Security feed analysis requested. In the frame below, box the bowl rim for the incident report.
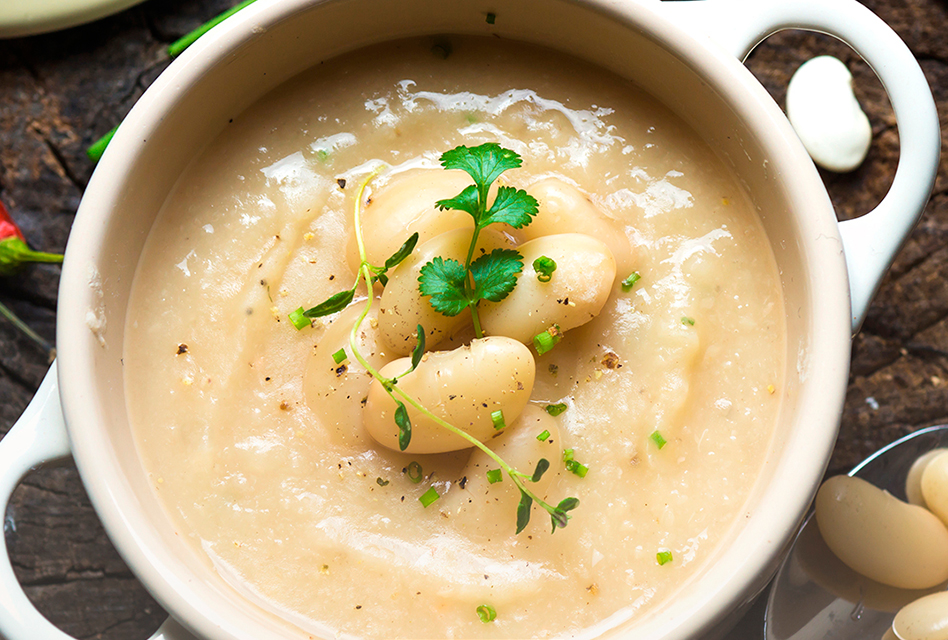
[57,0,851,638]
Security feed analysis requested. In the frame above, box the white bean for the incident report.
[794,512,941,613]
[906,448,948,508]
[480,233,616,344]
[786,56,872,173]
[346,169,481,273]
[524,177,634,272]
[893,591,948,640]
[815,475,948,589]
[378,228,515,355]
[364,336,535,454]
[304,300,394,446]
[921,451,948,527]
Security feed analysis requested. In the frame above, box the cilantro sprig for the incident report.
[418,143,539,337]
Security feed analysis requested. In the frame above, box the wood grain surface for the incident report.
[0,0,945,637]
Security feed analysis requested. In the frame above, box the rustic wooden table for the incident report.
[0,0,944,637]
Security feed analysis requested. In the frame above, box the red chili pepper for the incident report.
[0,199,63,276]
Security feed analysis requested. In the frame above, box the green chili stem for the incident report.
[0,300,54,357]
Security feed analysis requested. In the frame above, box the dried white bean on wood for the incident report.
[786,55,872,173]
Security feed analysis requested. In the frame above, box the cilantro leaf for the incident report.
[481,186,539,229]
[303,288,355,318]
[469,249,523,303]
[436,184,479,218]
[418,257,470,316]
[440,143,523,188]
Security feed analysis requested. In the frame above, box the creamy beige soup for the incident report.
[125,36,784,639]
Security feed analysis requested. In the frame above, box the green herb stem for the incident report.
[168,0,259,58]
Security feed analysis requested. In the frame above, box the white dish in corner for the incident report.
[0,0,146,39]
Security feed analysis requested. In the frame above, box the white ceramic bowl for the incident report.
[0,1,939,639]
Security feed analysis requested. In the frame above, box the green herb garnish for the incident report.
[682,316,695,326]
[332,348,347,364]
[531,459,550,482]
[418,143,538,337]
[477,604,497,623]
[621,271,640,292]
[657,550,673,565]
[537,429,551,441]
[288,306,310,330]
[545,403,567,417]
[486,469,503,484]
[292,151,578,536]
[168,0,260,58]
[563,449,589,477]
[650,430,667,449]
[419,487,440,507]
[533,255,556,282]
[406,461,423,484]
[491,409,506,430]
[533,324,562,355]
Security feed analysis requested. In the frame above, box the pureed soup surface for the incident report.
[125,36,785,639]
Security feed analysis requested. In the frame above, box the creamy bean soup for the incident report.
[125,36,785,638]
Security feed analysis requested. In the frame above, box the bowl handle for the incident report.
[661,0,940,332]
[0,362,198,640]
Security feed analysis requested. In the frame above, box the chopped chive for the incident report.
[86,125,118,163]
[566,460,589,478]
[376,477,389,487]
[406,461,423,484]
[563,449,588,477]
[332,348,347,364]
[533,256,556,282]
[682,316,695,326]
[485,12,496,24]
[288,306,310,330]
[419,486,440,507]
[486,469,503,484]
[621,271,641,292]
[650,430,667,449]
[657,550,673,565]
[536,429,551,441]
[168,0,259,58]
[477,604,497,623]
[533,324,562,355]
[491,409,506,430]
[545,403,567,417]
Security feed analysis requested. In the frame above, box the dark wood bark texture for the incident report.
[0,0,945,637]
